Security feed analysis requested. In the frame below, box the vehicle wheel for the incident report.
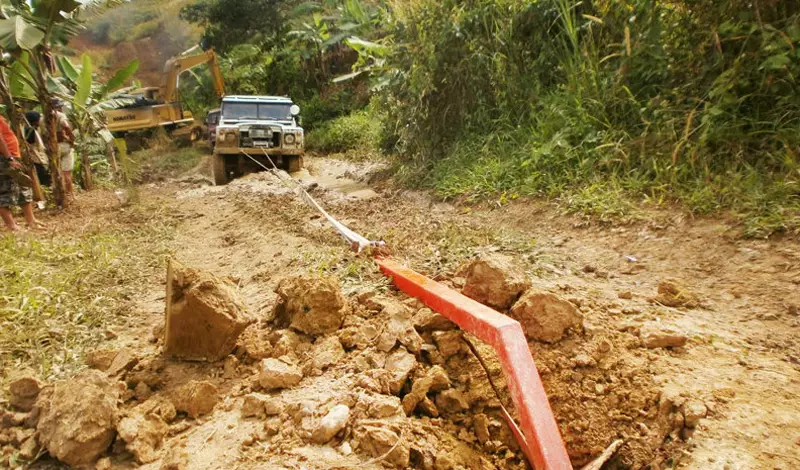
[287,155,304,173]
[212,153,229,185]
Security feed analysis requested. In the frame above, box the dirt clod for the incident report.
[641,324,688,349]
[510,290,583,343]
[8,375,40,412]
[18,433,40,460]
[459,255,531,309]
[432,331,463,358]
[311,404,350,444]
[85,349,118,371]
[164,260,255,362]
[354,425,409,468]
[385,348,417,395]
[171,381,219,418]
[652,280,700,308]
[311,336,346,372]
[241,393,268,419]
[682,400,708,428]
[274,275,346,336]
[106,348,139,377]
[117,411,169,463]
[36,370,119,467]
[413,308,457,332]
[259,358,303,390]
[435,389,470,414]
[160,446,189,470]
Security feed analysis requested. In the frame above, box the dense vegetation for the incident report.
[82,0,800,236]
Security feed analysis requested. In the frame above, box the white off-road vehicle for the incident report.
[212,95,305,185]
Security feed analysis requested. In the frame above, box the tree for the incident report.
[180,0,285,53]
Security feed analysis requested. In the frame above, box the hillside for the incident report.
[67,0,202,85]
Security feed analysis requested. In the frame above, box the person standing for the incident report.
[52,99,75,201]
[0,115,44,231]
[24,111,50,187]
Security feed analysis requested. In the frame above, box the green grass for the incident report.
[0,203,175,387]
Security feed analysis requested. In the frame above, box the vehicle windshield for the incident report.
[222,102,293,121]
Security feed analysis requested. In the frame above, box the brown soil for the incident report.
[5,154,800,470]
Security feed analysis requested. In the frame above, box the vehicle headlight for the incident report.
[285,134,296,144]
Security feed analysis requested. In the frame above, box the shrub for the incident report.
[306,110,382,154]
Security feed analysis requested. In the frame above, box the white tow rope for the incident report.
[239,150,385,253]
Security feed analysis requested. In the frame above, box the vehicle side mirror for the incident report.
[290,104,300,116]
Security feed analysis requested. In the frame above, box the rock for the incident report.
[117,412,169,463]
[242,394,267,419]
[264,399,284,416]
[427,366,451,392]
[171,381,219,418]
[271,329,312,359]
[682,400,708,428]
[640,324,688,349]
[459,255,531,309]
[138,396,177,423]
[473,414,491,444]
[8,375,40,412]
[1,410,27,428]
[574,354,596,368]
[311,336,346,371]
[418,397,439,417]
[510,290,583,343]
[134,382,153,401]
[413,308,457,332]
[618,291,633,300]
[432,331,463,358]
[164,260,255,362]
[402,374,434,415]
[274,275,346,336]
[435,390,470,414]
[311,405,350,444]
[85,349,118,371]
[106,349,139,377]
[259,358,303,390]
[652,280,700,308]
[18,433,40,460]
[36,370,119,467]
[95,457,112,470]
[338,441,353,456]
[237,327,274,360]
[385,349,417,395]
[160,447,189,470]
[223,355,239,379]
[338,327,368,350]
[365,395,403,419]
[354,425,409,468]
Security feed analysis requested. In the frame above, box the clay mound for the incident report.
[273,275,346,336]
[164,260,255,362]
[510,290,583,343]
[459,254,531,310]
[36,370,120,467]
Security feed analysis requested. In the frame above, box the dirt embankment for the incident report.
[2,155,799,469]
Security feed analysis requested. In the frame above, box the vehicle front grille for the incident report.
[239,126,282,149]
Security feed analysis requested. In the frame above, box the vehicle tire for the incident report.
[287,155,304,173]
[212,153,229,185]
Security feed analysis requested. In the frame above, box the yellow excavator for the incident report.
[105,48,225,143]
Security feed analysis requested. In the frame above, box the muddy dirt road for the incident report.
[7,154,800,469]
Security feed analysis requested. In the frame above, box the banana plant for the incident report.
[0,0,124,206]
[55,54,139,188]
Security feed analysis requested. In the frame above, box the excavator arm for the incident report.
[160,49,226,103]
